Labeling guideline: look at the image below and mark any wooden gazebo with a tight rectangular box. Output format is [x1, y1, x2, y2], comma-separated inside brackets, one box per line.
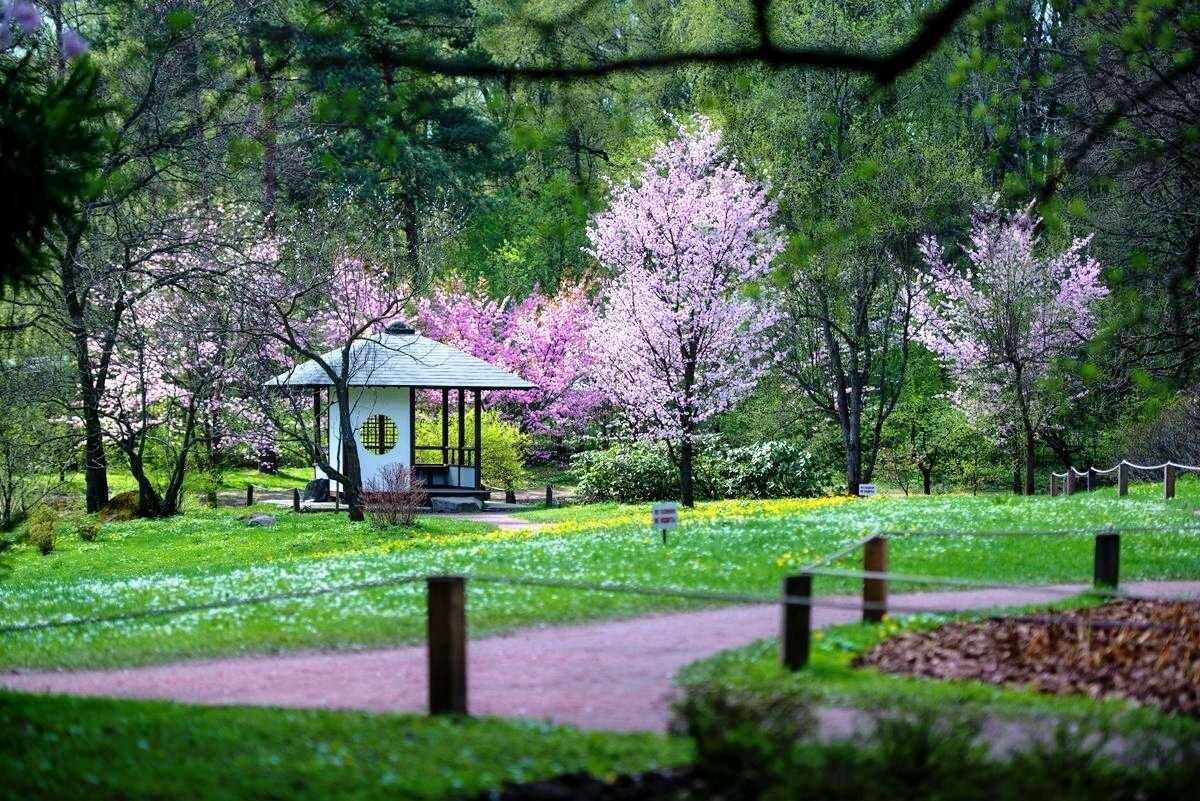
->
[268, 321, 532, 501]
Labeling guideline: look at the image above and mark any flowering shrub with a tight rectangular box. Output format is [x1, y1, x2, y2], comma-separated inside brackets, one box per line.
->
[362, 464, 428, 528]
[575, 440, 829, 503]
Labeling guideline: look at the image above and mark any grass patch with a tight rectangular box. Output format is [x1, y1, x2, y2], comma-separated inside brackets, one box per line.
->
[43, 466, 313, 500]
[2, 490, 1198, 669]
[0, 691, 689, 801]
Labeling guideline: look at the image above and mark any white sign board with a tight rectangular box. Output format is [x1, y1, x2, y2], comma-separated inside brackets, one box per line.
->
[651, 502, 679, 530]
[857, 483, 877, 496]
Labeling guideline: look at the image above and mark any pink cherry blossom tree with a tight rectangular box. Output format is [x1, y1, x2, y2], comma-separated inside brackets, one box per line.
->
[100, 278, 254, 516]
[588, 116, 784, 506]
[414, 276, 603, 446]
[917, 199, 1108, 495]
[234, 207, 413, 521]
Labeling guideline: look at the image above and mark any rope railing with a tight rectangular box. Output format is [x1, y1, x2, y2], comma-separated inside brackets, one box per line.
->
[1048, 458, 1200, 499]
[2, 524, 1196, 717]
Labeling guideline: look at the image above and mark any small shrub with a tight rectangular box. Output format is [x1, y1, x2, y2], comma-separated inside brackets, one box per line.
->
[26, 506, 58, 555]
[76, 522, 98, 542]
[362, 464, 428, 528]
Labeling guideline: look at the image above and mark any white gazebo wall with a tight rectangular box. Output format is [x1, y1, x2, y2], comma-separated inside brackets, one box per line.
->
[319, 387, 411, 493]
[316, 386, 477, 492]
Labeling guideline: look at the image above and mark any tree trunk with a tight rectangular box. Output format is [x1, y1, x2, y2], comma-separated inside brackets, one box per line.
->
[401, 192, 421, 281]
[1023, 424, 1036, 496]
[335, 391, 365, 521]
[127, 450, 163, 517]
[679, 438, 695, 508]
[845, 434, 861, 496]
[921, 466, 932, 495]
[82, 420, 109, 513]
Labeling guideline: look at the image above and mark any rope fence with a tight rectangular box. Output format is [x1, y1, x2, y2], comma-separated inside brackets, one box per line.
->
[1049, 458, 1200, 499]
[1, 525, 1197, 717]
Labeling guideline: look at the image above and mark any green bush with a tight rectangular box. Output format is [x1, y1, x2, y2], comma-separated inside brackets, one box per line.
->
[574, 440, 830, 503]
[574, 442, 679, 503]
[676, 684, 1200, 801]
[76, 521, 98, 542]
[26, 506, 58, 555]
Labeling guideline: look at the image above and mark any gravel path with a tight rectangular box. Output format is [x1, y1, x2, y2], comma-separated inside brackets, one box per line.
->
[4, 581, 1198, 733]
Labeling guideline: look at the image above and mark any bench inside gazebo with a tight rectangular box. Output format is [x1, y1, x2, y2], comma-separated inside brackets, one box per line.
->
[268, 321, 533, 504]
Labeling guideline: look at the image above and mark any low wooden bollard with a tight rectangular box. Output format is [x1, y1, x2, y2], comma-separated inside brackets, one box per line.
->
[1118, 462, 1129, 497]
[545, 484, 554, 507]
[246, 483, 254, 507]
[292, 488, 300, 512]
[428, 576, 468, 715]
[1087, 467, 1096, 492]
[1093, 532, 1120, 589]
[781, 573, 812, 671]
[1165, 465, 1177, 500]
[863, 536, 888, 623]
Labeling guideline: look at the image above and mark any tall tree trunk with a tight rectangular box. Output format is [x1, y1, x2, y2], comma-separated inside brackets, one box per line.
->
[679, 437, 694, 508]
[247, 26, 278, 224]
[921, 466, 932, 495]
[401, 192, 421, 281]
[1023, 424, 1036, 496]
[335, 389, 365, 521]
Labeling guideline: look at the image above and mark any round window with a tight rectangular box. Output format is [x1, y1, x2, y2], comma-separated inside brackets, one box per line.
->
[357, 414, 399, 455]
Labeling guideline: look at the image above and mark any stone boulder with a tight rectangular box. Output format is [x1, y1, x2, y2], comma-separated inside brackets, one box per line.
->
[246, 514, 277, 527]
[430, 497, 483, 513]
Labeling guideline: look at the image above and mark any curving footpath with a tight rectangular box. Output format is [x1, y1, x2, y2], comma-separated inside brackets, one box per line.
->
[3, 580, 1198, 733]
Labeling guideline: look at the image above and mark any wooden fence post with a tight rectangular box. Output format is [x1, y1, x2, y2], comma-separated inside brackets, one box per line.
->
[1118, 462, 1129, 497]
[1087, 467, 1096, 492]
[863, 536, 888, 623]
[1093, 532, 1120, 589]
[246, 483, 254, 507]
[545, 484, 554, 507]
[427, 576, 468, 715]
[781, 573, 812, 671]
[292, 488, 300, 512]
[1049, 474, 1058, 497]
[1066, 470, 1076, 496]
[1164, 465, 1176, 500]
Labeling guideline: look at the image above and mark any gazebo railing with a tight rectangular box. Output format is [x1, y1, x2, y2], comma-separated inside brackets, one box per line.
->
[414, 445, 476, 468]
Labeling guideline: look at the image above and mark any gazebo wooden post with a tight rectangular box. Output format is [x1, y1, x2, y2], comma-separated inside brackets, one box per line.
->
[456, 389, 465, 468]
[473, 390, 482, 489]
[441, 389, 450, 465]
[409, 387, 416, 469]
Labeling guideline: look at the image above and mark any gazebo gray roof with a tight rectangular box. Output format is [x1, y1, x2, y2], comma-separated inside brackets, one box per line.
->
[267, 329, 534, 390]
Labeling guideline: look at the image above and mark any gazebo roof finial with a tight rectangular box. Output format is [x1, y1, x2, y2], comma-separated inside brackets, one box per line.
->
[385, 319, 416, 335]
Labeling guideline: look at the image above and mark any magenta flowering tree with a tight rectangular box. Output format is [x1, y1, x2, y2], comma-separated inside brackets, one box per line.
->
[415, 277, 603, 444]
[588, 116, 784, 506]
[917, 199, 1108, 494]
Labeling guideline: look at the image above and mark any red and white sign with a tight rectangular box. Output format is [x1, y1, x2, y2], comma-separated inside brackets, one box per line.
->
[651, 502, 679, 531]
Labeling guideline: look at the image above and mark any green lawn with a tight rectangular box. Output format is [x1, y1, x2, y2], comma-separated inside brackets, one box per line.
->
[0, 692, 689, 801]
[2, 487, 1198, 669]
[44, 466, 313, 499]
[676, 597, 1200, 739]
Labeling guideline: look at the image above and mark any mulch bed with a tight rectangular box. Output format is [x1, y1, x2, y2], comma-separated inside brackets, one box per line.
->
[853, 599, 1200, 716]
